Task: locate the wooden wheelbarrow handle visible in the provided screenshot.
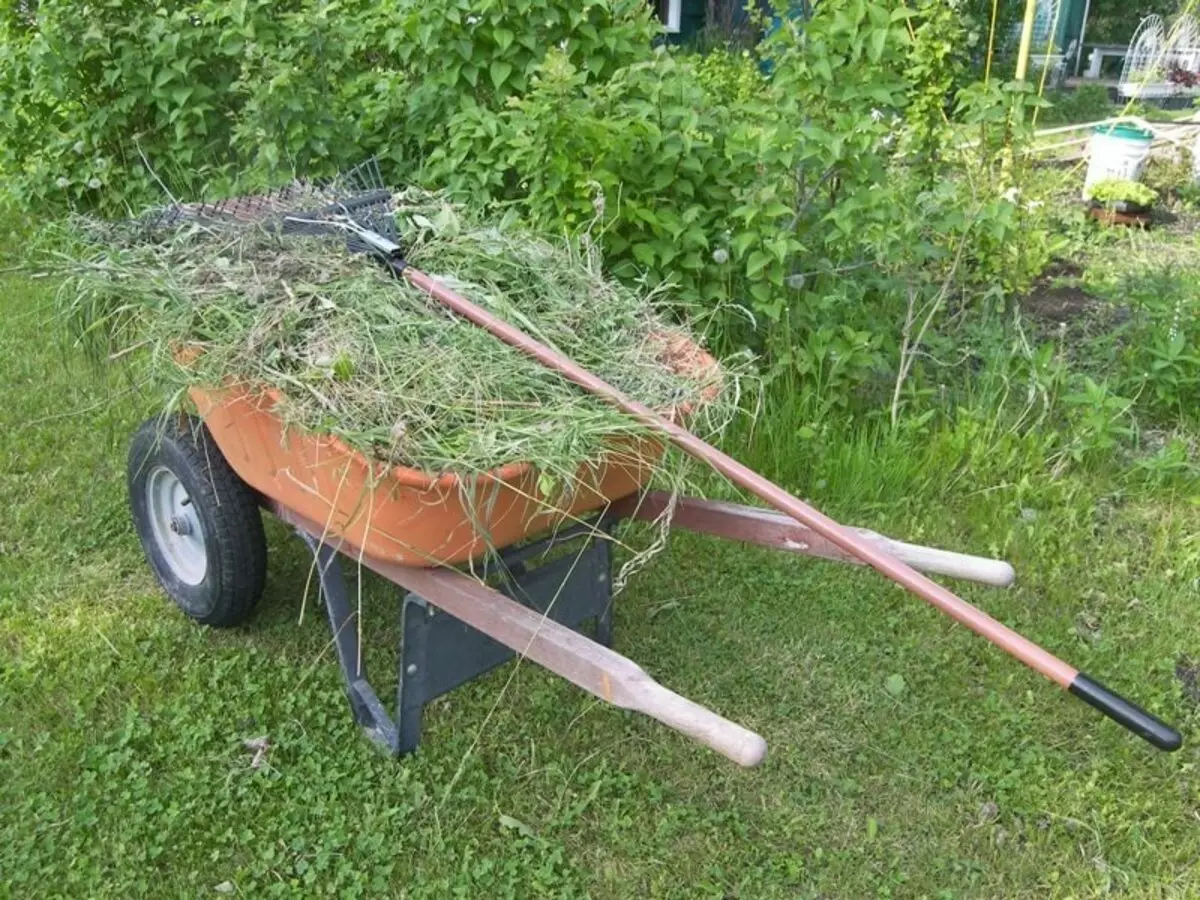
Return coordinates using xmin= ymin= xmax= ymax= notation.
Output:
xmin=376 ymin=560 xmax=767 ymax=767
xmin=613 ymin=492 xmax=1016 ymax=587
xmin=340 ymin=525 xmax=766 ymax=766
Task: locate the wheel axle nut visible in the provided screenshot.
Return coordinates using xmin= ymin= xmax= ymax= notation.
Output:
xmin=169 ymin=515 xmax=192 ymax=536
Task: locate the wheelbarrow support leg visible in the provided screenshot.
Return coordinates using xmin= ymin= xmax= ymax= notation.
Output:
xmin=279 ymin=502 xmax=766 ymax=766
xmin=293 ymin=515 xmax=629 ymax=757
xmin=394 ymin=529 xmax=616 ymax=753
xmin=370 ymin=557 xmax=768 ymax=768
xmin=298 ymin=532 xmax=401 ymax=754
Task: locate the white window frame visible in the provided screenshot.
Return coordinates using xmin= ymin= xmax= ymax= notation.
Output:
xmin=664 ymin=0 xmax=682 ymax=33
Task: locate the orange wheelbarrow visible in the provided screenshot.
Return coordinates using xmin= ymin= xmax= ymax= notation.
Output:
xmin=128 ymin=374 xmax=1038 ymax=768
xmin=124 ymin=176 xmax=1180 ymax=768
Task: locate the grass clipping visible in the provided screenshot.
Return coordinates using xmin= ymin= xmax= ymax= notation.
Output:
xmin=55 ymin=189 xmax=748 ymax=541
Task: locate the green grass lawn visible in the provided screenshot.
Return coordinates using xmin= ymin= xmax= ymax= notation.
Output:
xmin=2 ymin=267 xmax=1198 ymax=899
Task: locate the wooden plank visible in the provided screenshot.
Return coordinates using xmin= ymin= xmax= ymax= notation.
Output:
xmin=273 ymin=503 xmax=768 ymax=768
xmin=613 ymin=493 xmax=1016 ymax=588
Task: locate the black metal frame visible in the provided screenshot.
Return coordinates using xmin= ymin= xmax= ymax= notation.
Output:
xmin=297 ymin=522 xmax=614 ymax=755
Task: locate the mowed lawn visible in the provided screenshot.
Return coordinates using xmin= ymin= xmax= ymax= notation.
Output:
xmin=2 ymin=269 xmax=1198 ymax=899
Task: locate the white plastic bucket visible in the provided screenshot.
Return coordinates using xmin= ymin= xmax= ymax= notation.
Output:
xmin=1084 ymin=124 xmax=1153 ymax=198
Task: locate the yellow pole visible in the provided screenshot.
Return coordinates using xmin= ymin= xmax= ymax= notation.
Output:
xmin=984 ymin=0 xmax=1000 ymax=84
xmin=1014 ymin=0 xmax=1039 ymax=81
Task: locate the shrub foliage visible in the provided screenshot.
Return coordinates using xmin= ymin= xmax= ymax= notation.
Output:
xmin=11 ymin=0 xmax=1187 ymax=457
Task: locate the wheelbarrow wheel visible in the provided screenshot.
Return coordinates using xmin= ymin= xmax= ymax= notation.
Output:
xmin=128 ymin=413 xmax=267 ymax=627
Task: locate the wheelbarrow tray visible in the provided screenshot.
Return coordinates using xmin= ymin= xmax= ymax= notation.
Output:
xmin=189 ymin=336 xmax=717 ymax=567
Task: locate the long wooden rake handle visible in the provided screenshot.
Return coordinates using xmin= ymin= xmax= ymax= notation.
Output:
xmin=397 ymin=261 xmax=1181 ymax=753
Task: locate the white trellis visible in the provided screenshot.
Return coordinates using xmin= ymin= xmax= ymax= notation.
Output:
xmin=1168 ymin=15 xmax=1200 ymax=77
xmin=1119 ymin=13 xmax=1200 ymax=100
xmin=1006 ymin=0 xmax=1066 ymax=77
xmin=1007 ymin=0 xmax=1062 ymax=50
xmin=1029 ymin=0 xmax=1062 ymax=49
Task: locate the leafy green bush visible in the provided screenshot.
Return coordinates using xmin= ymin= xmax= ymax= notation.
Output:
xmin=1 ymin=0 xmax=246 ymax=207
xmin=690 ymin=47 xmax=765 ymax=107
xmin=489 ymin=48 xmax=751 ymax=302
xmin=224 ymin=3 xmax=411 ymax=178
xmin=1142 ymin=148 xmax=1199 ymax=206
xmin=1109 ymin=264 xmax=1200 ymax=423
xmin=1038 ymin=84 xmax=1114 ymax=126
xmin=901 ymin=0 xmax=970 ymax=171
xmin=0 ymin=0 xmax=1079 ymax=450
xmin=0 ymin=0 xmax=657 ymax=209
xmin=417 ymin=0 xmax=1059 ymax=431
xmin=396 ymin=0 xmax=656 ymax=142
xmin=431 ymin=0 xmax=916 ymax=376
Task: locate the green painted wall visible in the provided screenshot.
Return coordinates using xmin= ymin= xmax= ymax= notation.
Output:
xmin=661 ymin=0 xmax=709 ymax=44
xmin=680 ymin=0 xmax=706 ymax=40
xmin=1057 ymin=0 xmax=1087 ymax=51
xmin=667 ymin=0 xmax=777 ymax=44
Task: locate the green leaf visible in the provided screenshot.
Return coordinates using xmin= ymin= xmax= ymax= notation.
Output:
xmin=731 ymin=232 xmax=757 ymax=258
xmin=489 ymin=60 xmax=513 ymax=90
xmin=748 ymin=282 xmax=777 ymax=318
xmin=650 ymin=168 xmax=675 ymax=192
xmin=632 ymin=243 xmax=657 ymax=267
xmin=868 ymin=28 xmax=888 ymax=63
xmin=498 ymin=813 xmax=535 ymax=838
xmin=332 ymin=353 xmax=355 ymax=383
xmin=535 ymin=473 xmax=558 ymax=501
xmin=884 ymin=674 xmax=906 ymax=697
xmin=652 ymin=240 xmax=678 ymax=266
xmin=747 ymin=250 xmax=771 ymax=278
xmin=492 ymin=27 xmax=514 ymax=52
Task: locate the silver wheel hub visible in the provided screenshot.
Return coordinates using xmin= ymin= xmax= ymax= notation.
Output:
xmin=146 ymin=466 xmax=207 ymax=585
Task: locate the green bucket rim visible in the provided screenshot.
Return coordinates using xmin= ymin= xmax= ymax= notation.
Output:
xmin=1094 ymin=123 xmax=1154 ymax=142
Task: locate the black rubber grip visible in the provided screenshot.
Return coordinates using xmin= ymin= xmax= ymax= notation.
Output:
xmin=1069 ymin=673 xmax=1182 ymax=751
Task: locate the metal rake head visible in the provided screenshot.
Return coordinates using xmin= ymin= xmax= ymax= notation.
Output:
xmin=276 ymin=159 xmax=399 ymax=252
xmin=136 ymin=159 xmax=402 ymax=257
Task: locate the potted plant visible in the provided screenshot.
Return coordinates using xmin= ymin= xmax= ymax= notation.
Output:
xmin=1086 ymin=178 xmax=1159 ymax=219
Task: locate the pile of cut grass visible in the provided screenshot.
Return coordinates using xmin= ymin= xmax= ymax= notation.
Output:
xmin=51 ymin=189 xmax=749 ymax=497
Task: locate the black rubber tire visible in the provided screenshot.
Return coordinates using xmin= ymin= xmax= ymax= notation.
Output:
xmin=128 ymin=413 xmax=267 ymax=627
